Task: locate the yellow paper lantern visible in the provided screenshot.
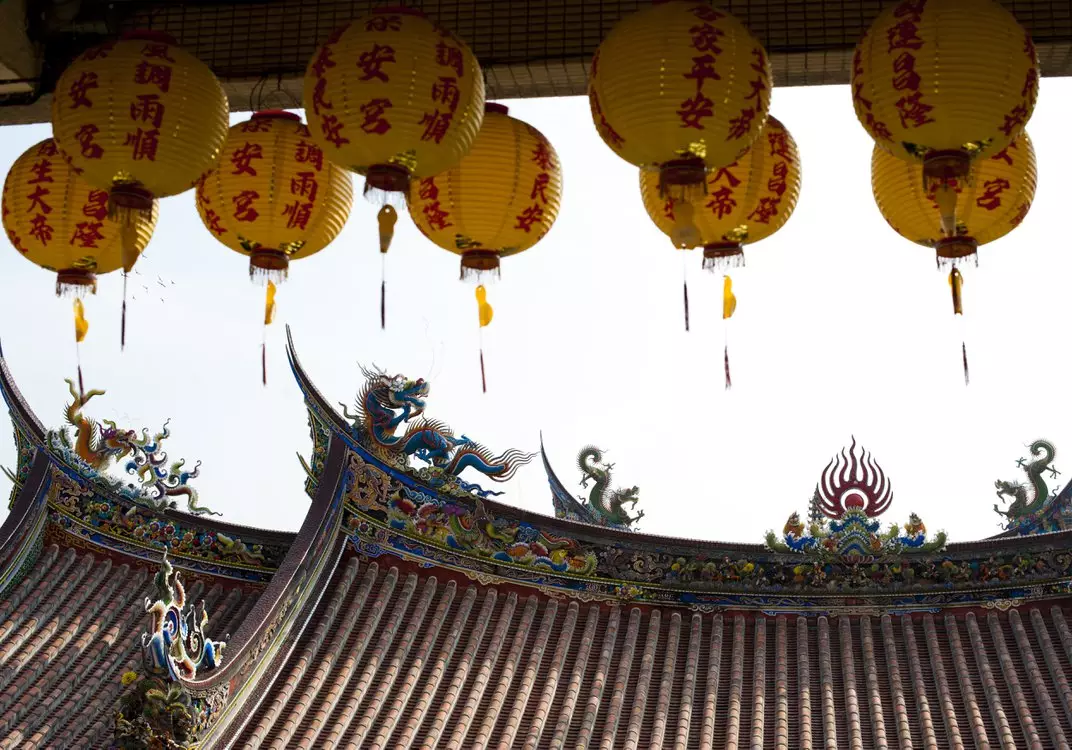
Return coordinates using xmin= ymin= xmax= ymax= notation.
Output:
xmin=302 ymin=7 xmax=484 ymax=195
xmin=51 ymin=31 xmax=228 ymax=224
xmin=851 ymin=0 xmax=1038 ymax=186
xmin=872 ymin=132 xmax=1036 ymax=266
xmin=588 ymin=0 xmax=772 ymax=196
xmin=2 ymin=138 xmax=157 ymax=296
xmin=195 ymin=110 xmax=354 ymax=280
xmin=639 ymin=116 xmax=801 ymax=270
xmin=408 ymin=103 xmax=562 ymax=278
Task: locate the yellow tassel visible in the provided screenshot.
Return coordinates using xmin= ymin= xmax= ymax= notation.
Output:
xmin=948 ymin=268 xmax=964 ymax=316
xmin=670 ymin=200 xmax=701 ymax=249
xmin=377 ymin=205 xmax=397 ymax=254
xmin=476 ymin=285 xmax=494 ymax=327
xmin=723 ymin=275 xmax=737 ymax=320
xmin=265 ymin=281 xmax=277 ymax=325
xmin=73 ymin=299 xmax=89 ymax=343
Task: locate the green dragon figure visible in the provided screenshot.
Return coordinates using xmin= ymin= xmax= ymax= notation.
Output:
xmin=52 ymin=379 xmax=219 ymax=517
xmin=995 ymin=439 xmax=1057 ymax=522
xmin=577 ymin=446 xmax=643 ymax=529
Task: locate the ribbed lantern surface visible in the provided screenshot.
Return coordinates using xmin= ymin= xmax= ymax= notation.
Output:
xmin=195 ymin=111 xmax=354 ymax=279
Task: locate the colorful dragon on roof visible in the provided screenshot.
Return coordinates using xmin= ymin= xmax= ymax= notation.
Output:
xmin=765 ymin=438 xmax=945 ymax=559
xmin=574 ymin=446 xmax=643 ymax=529
xmin=995 ymin=439 xmax=1072 ymax=535
xmin=341 ymin=364 xmax=535 ymax=492
xmin=51 ymin=379 xmax=218 ymax=516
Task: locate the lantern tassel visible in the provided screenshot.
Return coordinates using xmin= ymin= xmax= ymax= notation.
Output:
xmin=962 ymin=341 xmax=970 ymax=386
xmin=263 ymin=281 xmax=277 ymax=387
xmin=121 ymin=273 xmax=128 ymax=350
xmin=683 ymin=281 xmax=690 ymax=332
xmin=722 ymin=275 xmax=737 ymax=390
xmin=479 ymin=347 xmax=487 ymax=394
xmin=724 ymin=344 xmax=732 ymax=390
xmin=476 ymin=285 xmax=493 ymax=394
xmin=73 ymin=298 xmax=88 ymax=400
xmin=377 ymin=206 xmax=397 ymax=331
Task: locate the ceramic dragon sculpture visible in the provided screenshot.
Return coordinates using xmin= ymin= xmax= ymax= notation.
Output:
xmin=577 ymin=446 xmax=644 ymax=529
xmin=54 ymin=379 xmax=218 ymax=516
xmin=995 ymin=440 xmax=1057 ymax=524
xmin=341 ymin=364 xmax=535 ymax=486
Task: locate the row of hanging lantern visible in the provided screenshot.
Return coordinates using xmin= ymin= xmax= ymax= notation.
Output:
xmin=853 ymin=0 xmax=1041 ymax=383
xmin=0 ymin=0 xmax=1045 ymax=392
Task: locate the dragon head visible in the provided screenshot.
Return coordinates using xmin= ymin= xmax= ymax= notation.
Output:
xmin=362 ymin=364 xmax=430 ymax=418
xmin=784 ymin=512 xmax=805 ymax=539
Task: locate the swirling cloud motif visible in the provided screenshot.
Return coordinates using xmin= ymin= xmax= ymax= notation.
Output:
xmin=813 ymin=437 xmax=892 ymax=520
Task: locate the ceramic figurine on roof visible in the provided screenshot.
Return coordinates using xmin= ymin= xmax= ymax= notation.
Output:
xmin=995 ymin=439 xmax=1072 ymax=534
xmin=341 ymin=364 xmax=535 ymax=496
xmin=49 ymin=378 xmax=217 ymax=516
xmin=574 ymin=446 xmax=644 ymax=529
xmin=766 ymin=438 xmax=946 ymax=558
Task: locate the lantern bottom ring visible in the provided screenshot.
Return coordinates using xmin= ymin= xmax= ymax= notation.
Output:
xmin=703 ymin=242 xmax=745 ymax=271
xmin=923 ymin=150 xmax=972 ymax=183
xmin=250 ymin=248 xmax=291 ymax=282
xmin=935 ymin=236 xmax=979 ymax=265
xmin=110 ymin=182 xmax=154 ymax=212
xmin=365 ymin=164 xmax=411 ymax=195
xmin=659 ymin=158 xmax=707 ymax=198
xmin=461 ymin=250 xmax=501 ymax=280
xmin=56 ymin=268 xmax=98 ymax=297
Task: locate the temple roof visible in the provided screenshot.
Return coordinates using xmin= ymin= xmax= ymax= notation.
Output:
xmin=1 ymin=330 xmax=1072 ymax=747
xmin=0 ymin=0 xmax=1070 ymax=124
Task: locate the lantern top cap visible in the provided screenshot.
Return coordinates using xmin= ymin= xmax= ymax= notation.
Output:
xmin=252 ymin=110 xmax=302 ymax=122
xmin=370 ymin=5 xmax=426 ymax=17
xmin=120 ymin=29 xmax=179 ymax=45
xmin=485 ymin=102 xmax=509 ymax=115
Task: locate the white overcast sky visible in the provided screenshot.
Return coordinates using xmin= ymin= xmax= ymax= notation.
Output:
xmin=0 ymin=81 xmax=1069 ymax=543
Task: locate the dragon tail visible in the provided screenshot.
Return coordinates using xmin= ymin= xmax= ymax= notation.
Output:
xmin=577 ymin=445 xmax=603 ymax=475
xmin=447 ymin=446 xmax=536 ymax=482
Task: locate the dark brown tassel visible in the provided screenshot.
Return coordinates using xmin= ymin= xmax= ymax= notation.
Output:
xmin=724 ymin=344 xmax=732 ymax=390
xmin=380 ymin=280 xmax=386 ymax=330
xmin=479 ymin=348 xmax=487 ymax=393
xmin=121 ymin=273 xmax=128 ymax=350
xmin=77 ymin=364 xmax=85 ymax=402
xmin=262 ymin=341 xmax=267 ymax=386
xmin=683 ymin=281 xmax=690 ymax=332
xmin=962 ymin=341 xmax=969 ymax=386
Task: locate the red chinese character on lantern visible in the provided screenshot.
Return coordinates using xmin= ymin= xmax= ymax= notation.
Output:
xmin=711 ymin=164 xmax=742 ymax=188
xmin=892 ymin=52 xmax=920 ymax=91
xmin=706 ymin=186 xmax=737 ymax=218
xmin=418 ymin=178 xmax=439 ymax=201
xmin=357 ymin=44 xmax=395 ymax=82
xmin=134 ymin=62 xmax=172 ymax=93
xmin=81 ymin=41 xmax=115 ymax=61
xmin=532 ymin=140 xmax=554 ymax=170
xmin=990 ymin=144 xmax=1017 ymax=165
xmin=419 ymin=110 xmax=453 ymax=143
xmin=27 ymin=160 xmax=54 ymax=185
xmin=894 ymin=91 xmax=934 ymax=128
xmin=1011 ymin=202 xmax=1029 ymax=226
xmin=68 ymin=71 xmax=99 ymax=109
xmin=366 ymin=14 xmax=402 ymax=32
xmin=751 ymin=48 xmax=768 ymax=77
xmin=1022 ymin=68 xmax=1038 ymax=99
xmin=239 ymin=118 xmax=272 ymax=133
xmin=130 ymin=93 xmax=166 ymax=128
xmin=360 ymin=99 xmax=392 ymax=135
xmin=663 ymin=198 xmax=676 ymax=220
xmin=204 ymin=209 xmax=225 ymax=236
xmin=678 ymin=92 xmax=714 ymax=129
xmin=141 ymin=43 xmax=175 ymax=62
xmin=36 ymin=141 xmax=58 ymax=157
xmin=230 ymin=143 xmax=263 ymax=176
xmin=233 ymin=190 xmax=260 ymax=222
xmin=75 ymin=124 xmax=103 ymax=159
xmin=749 ymin=196 xmax=780 ymax=223
xmin=590 ymin=93 xmax=625 ymax=149
xmin=745 ymin=76 xmax=767 ymax=102
xmin=295 ymin=141 xmax=324 ymax=171
xmin=321 ymin=115 xmax=350 ymax=147
xmin=83 ymin=190 xmax=109 ymax=220
xmin=26 ymin=185 xmax=52 ymax=214
xmin=690 ymin=5 xmax=725 ymax=22
xmin=689 ymin=24 xmax=724 ymax=54
xmin=311 ymin=47 xmax=336 ymax=79
xmin=290 ymin=172 xmax=319 ymax=202
xmin=886 ymin=18 xmax=923 ymax=52
xmin=727 ymin=108 xmax=756 ymax=139
xmin=70 ymin=222 xmax=105 ymax=248
xmin=432 ymin=76 xmax=460 ymax=111
xmin=531 ymin=173 xmax=550 ymax=203
xmin=311 ymin=78 xmax=333 ymax=115
xmin=29 ymin=214 xmax=53 ymax=244
xmin=515 ymin=205 xmax=544 ymax=232
xmin=283 ymin=201 xmax=313 ymax=230
xmin=422 ymin=201 xmax=452 ymax=230
xmin=684 ymin=55 xmax=720 ymax=88
xmin=125 ymin=128 xmax=160 ymax=160
xmin=768 ymin=162 xmax=788 ymax=195
xmin=1000 ymin=103 xmax=1028 ymax=136
xmin=975 ymin=177 xmax=1010 ymax=210
xmin=436 ymin=41 xmax=464 ymax=77
xmin=768 ymin=130 xmax=791 ymax=159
